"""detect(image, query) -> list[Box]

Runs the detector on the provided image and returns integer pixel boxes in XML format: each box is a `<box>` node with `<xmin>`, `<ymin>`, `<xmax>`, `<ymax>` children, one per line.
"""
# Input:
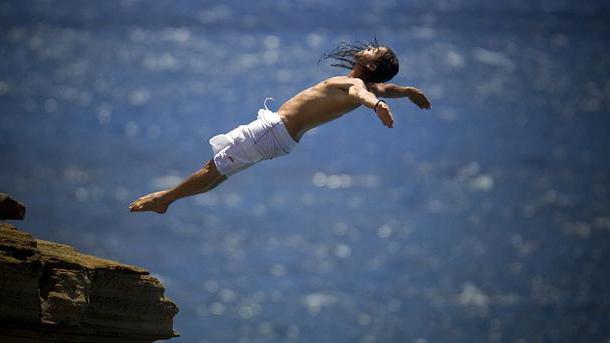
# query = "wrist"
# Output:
<box><xmin>374</xmin><ymin>99</ymin><xmax>386</xmax><ymax>112</ymax></box>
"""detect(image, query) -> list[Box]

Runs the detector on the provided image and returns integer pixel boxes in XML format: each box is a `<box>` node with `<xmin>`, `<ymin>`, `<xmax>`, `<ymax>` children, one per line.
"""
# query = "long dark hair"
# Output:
<box><xmin>318</xmin><ymin>38</ymin><xmax>399</xmax><ymax>83</ymax></box>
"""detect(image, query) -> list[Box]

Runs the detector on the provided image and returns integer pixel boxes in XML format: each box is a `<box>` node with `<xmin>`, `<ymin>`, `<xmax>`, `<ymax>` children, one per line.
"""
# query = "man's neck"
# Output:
<box><xmin>348</xmin><ymin>69</ymin><xmax>365</xmax><ymax>81</ymax></box>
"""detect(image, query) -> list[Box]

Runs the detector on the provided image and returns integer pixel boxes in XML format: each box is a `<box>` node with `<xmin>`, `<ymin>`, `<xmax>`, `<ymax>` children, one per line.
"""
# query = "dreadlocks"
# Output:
<box><xmin>318</xmin><ymin>38</ymin><xmax>399</xmax><ymax>83</ymax></box>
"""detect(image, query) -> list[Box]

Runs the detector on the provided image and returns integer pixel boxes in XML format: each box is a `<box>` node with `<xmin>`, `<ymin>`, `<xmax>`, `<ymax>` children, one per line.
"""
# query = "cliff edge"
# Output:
<box><xmin>0</xmin><ymin>194</ymin><xmax>179</xmax><ymax>342</ymax></box>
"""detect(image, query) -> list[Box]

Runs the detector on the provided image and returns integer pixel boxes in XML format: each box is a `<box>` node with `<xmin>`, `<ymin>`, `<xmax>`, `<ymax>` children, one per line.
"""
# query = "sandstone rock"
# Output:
<box><xmin>0</xmin><ymin>193</ymin><xmax>26</xmax><ymax>220</ymax></box>
<box><xmin>0</xmin><ymin>223</ymin><xmax>179</xmax><ymax>342</ymax></box>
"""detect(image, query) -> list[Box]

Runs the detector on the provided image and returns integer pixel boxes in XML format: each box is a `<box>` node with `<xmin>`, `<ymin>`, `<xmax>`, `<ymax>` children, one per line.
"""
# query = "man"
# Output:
<box><xmin>129</xmin><ymin>40</ymin><xmax>431</xmax><ymax>214</ymax></box>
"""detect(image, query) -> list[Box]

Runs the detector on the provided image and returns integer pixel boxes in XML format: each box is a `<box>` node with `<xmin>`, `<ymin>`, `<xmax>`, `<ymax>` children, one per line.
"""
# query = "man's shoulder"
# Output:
<box><xmin>323</xmin><ymin>75</ymin><xmax>364</xmax><ymax>87</ymax></box>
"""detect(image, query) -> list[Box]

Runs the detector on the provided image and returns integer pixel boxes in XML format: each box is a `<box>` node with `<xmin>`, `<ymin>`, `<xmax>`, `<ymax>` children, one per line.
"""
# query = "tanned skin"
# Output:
<box><xmin>129</xmin><ymin>46</ymin><xmax>431</xmax><ymax>214</ymax></box>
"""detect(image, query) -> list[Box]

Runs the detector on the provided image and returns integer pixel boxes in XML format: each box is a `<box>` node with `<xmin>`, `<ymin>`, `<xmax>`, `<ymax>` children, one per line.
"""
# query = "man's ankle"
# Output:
<box><xmin>162</xmin><ymin>189</ymin><xmax>179</xmax><ymax>204</ymax></box>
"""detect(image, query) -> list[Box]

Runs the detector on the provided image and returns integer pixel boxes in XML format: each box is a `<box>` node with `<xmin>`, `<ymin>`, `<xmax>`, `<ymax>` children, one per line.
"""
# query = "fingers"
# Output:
<box><xmin>416</xmin><ymin>95</ymin><xmax>429</xmax><ymax>109</ymax></box>
<box><xmin>417</xmin><ymin>91</ymin><xmax>431</xmax><ymax>109</ymax></box>
<box><xmin>378</xmin><ymin>115</ymin><xmax>391</xmax><ymax>128</ymax></box>
<box><xmin>421</xmin><ymin>94</ymin><xmax>431</xmax><ymax>109</ymax></box>
<box><xmin>379</xmin><ymin>110</ymin><xmax>393</xmax><ymax>128</ymax></box>
<box><xmin>410</xmin><ymin>93</ymin><xmax>432</xmax><ymax>110</ymax></box>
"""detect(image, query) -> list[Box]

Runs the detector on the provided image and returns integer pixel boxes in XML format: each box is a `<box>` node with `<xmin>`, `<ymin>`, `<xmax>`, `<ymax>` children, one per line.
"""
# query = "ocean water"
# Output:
<box><xmin>1</xmin><ymin>1</ymin><xmax>609</xmax><ymax>342</ymax></box>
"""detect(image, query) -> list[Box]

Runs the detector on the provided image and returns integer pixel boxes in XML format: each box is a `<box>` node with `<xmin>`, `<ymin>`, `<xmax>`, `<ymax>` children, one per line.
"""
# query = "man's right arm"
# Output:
<box><xmin>326</xmin><ymin>77</ymin><xmax>379</xmax><ymax>109</ymax></box>
<box><xmin>326</xmin><ymin>76</ymin><xmax>394</xmax><ymax>128</ymax></box>
<box><xmin>345</xmin><ymin>78</ymin><xmax>394</xmax><ymax>128</ymax></box>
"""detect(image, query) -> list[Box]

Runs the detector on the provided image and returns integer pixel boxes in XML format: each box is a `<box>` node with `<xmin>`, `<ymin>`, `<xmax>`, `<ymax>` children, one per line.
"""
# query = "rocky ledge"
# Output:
<box><xmin>0</xmin><ymin>222</ymin><xmax>179</xmax><ymax>342</ymax></box>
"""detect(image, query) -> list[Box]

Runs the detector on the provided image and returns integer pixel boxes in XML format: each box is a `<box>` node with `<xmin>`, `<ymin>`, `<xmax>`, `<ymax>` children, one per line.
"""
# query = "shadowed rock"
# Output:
<box><xmin>0</xmin><ymin>193</ymin><xmax>26</xmax><ymax>220</ymax></box>
<box><xmin>0</xmin><ymin>223</ymin><xmax>179</xmax><ymax>342</ymax></box>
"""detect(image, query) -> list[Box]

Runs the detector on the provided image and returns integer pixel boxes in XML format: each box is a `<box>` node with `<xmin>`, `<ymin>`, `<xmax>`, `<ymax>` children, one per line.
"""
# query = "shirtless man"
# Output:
<box><xmin>129</xmin><ymin>40</ymin><xmax>431</xmax><ymax>213</ymax></box>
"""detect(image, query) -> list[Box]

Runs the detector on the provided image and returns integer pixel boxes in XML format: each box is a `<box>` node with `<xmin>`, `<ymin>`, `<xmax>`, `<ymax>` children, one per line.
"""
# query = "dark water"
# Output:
<box><xmin>1</xmin><ymin>1</ymin><xmax>610</xmax><ymax>342</ymax></box>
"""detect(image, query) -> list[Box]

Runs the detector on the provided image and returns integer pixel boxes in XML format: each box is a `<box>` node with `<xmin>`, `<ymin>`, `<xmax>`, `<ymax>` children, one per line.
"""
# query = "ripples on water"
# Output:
<box><xmin>1</xmin><ymin>1</ymin><xmax>609</xmax><ymax>342</ymax></box>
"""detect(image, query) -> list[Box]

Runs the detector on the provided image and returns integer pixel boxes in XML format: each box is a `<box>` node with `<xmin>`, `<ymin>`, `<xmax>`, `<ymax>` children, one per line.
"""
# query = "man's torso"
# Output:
<box><xmin>277</xmin><ymin>76</ymin><xmax>364</xmax><ymax>142</ymax></box>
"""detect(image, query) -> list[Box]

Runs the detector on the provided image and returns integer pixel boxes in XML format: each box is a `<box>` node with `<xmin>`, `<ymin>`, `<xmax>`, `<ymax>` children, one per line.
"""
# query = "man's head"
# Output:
<box><xmin>319</xmin><ymin>39</ymin><xmax>399</xmax><ymax>83</ymax></box>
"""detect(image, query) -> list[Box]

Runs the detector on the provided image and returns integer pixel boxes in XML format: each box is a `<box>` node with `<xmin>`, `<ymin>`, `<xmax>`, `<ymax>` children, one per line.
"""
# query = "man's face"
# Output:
<box><xmin>356</xmin><ymin>46</ymin><xmax>387</xmax><ymax>65</ymax></box>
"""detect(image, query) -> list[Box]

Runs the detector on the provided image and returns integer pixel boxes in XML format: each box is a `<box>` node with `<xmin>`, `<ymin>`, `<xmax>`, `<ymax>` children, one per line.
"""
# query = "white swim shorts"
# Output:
<box><xmin>209</xmin><ymin>100</ymin><xmax>298</xmax><ymax>177</ymax></box>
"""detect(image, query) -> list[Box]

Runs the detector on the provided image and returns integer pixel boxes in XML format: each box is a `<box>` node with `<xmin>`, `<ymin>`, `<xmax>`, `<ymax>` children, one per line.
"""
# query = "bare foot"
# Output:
<box><xmin>129</xmin><ymin>190</ymin><xmax>173</xmax><ymax>214</ymax></box>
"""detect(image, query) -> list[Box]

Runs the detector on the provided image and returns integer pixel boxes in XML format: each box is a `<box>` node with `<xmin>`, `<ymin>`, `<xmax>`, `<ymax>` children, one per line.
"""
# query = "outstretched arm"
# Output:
<box><xmin>367</xmin><ymin>83</ymin><xmax>431</xmax><ymax>110</ymax></box>
<box><xmin>345</xmin><ymin>78</ymin><xmax>394</xmax><ymax>128</ymax></box>
<box><xmin>325</xmin><ymin>76</ymin><xmax>395</xmax><ymax>128</ymax></box>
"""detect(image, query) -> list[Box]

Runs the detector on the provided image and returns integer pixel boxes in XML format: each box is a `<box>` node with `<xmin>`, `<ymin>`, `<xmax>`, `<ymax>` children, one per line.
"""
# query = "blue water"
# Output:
<box><xmin>1</xmin><ymin>1</ymin><xmax>610</xmax><ymax>342</ymax></box>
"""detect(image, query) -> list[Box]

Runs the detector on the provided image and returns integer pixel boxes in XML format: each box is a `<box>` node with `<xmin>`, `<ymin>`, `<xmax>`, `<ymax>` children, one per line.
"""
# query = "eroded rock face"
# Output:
<box><xmin>0</xmin><ymin>193</ymin><xmax>26</xmax><ymax>220</ymax></box>
<box><xmin>0</xmin><ymin>223</ymin><xmax>179</xmax><ymax>342</ymax></box>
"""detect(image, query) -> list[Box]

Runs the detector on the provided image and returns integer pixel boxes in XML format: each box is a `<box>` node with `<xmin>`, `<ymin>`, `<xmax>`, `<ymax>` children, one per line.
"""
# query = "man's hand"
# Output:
<box><xmin>407</xmin><ymin>87</ymin><xmax>431</xmax><ymax>109</ymax></box>
<box><xmin>375</xmin><ymin>102</ymin><xmax>394</xmax><ymax>128</ymax></box>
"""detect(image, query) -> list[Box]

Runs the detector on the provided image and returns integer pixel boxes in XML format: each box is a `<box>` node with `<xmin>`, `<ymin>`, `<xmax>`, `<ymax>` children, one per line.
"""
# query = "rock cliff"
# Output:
<box><xmin>0</xmin><ymin>221</ymin><xmax>179</xmax><ymax>342</ymax></box>
<box><xmin>0</xmin><ymin>193</ymin><xmax>26</xmax><ymax>220</ymax></box>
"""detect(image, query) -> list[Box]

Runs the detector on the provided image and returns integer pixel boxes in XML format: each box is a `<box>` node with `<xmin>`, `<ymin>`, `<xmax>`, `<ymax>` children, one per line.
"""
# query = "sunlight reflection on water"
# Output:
<box><xmin>1</xmin><ymin>1</ymin><xmax>610</xmax><ymax>342</ymax></box>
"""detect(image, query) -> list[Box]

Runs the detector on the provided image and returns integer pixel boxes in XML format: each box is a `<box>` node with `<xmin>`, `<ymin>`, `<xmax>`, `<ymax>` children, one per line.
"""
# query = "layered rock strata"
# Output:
<box><xmin>0</xmin><ymin>223</ymin><xmax>179</xmax><ymax>342</ymax></box>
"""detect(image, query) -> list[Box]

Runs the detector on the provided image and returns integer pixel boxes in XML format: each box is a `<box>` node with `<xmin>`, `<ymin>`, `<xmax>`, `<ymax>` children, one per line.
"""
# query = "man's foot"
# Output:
<box><xmin>129</xmin><ymin>190</ymin><xmax>173</xmax><ymax>214</ymax></box>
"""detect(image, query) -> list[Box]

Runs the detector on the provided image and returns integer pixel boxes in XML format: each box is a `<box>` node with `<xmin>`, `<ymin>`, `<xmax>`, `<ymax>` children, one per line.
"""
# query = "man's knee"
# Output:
<box><xmin>206</xmin><ymin>158</ymin><xmax>227</xmax><ymax>180</ymax></box>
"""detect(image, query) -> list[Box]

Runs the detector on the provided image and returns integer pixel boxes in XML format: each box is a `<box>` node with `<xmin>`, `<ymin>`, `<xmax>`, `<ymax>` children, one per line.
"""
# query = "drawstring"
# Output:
<box><xmin>263</xmin><ymin>97</ymin><xmax>274</xmax><ymax>111</ymax></box>
<box><xmin>255</xmin><ymin>97</ymin><xmax>289</xmax><ymax>153</ymax></box>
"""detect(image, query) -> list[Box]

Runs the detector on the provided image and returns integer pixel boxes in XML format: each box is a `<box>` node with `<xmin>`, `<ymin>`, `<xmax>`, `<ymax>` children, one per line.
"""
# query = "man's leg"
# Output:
<box><xmin>129</xmin><ymin>159</ymin><xmax>227</xmax><ymax>213</ymax></box>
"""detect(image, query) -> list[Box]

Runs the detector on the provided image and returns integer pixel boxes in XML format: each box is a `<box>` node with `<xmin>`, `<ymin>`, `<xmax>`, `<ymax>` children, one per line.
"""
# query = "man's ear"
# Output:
<box><xmin>365</xmin><ymin>63</ymin><xmax>377</xmax><ymax>71</ymax></box>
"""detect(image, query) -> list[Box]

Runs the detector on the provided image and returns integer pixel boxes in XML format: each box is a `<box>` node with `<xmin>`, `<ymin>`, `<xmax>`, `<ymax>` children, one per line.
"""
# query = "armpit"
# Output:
<box><xmin>366</xmin><ymin>83</ymin><xmax>387</xmax><ymax>97</ymax></box>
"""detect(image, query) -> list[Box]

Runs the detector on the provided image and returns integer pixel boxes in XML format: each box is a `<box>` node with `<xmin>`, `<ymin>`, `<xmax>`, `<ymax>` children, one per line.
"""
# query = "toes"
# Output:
<box><xmin>129</xmin><ymin>203</ymin><xmax>145</xmax><ymax>212</ymax></box>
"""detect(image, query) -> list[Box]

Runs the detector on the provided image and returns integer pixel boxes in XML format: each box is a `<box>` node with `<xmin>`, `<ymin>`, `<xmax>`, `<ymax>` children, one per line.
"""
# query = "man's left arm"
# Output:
<box><xmin>367</xmin><ymin>83</ymin><xmax>432</xmax><ymax>110</ymax></box>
